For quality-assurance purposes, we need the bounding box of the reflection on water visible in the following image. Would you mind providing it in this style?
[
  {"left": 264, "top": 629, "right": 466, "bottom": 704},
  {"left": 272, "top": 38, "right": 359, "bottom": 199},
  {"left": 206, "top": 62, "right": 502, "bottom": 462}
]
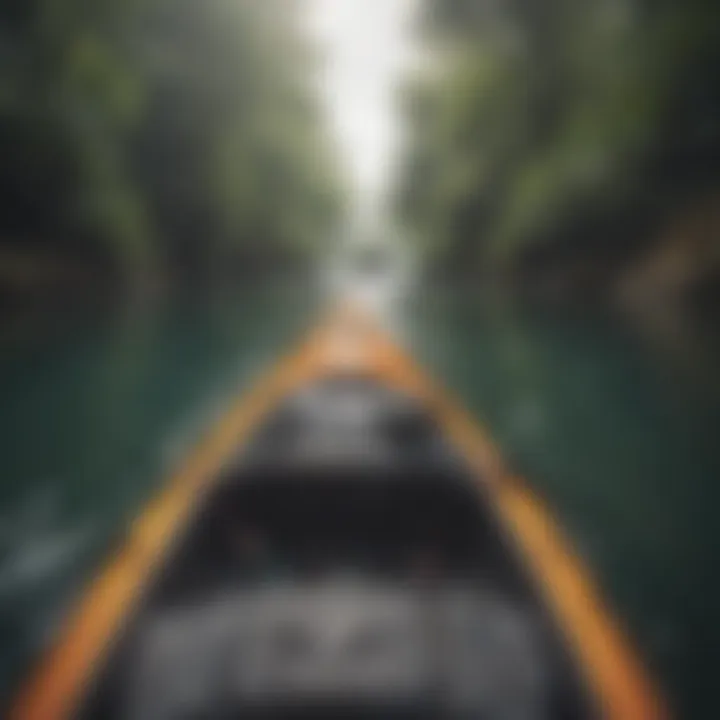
[
  {"left": 0, "top": 286, "right": 318, "bottom": 702},
  {"left": 399, "top": 292, "right": 720, "bottom": 718},
  {"left": 0, "top": 287, "right": 718, "bottom": 716}
]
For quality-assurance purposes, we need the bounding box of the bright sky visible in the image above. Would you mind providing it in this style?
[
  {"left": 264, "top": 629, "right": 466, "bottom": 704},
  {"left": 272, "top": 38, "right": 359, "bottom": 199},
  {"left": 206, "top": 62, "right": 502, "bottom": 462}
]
[{"left": 305, "top": 0, "right": 419, "bottom": 210}]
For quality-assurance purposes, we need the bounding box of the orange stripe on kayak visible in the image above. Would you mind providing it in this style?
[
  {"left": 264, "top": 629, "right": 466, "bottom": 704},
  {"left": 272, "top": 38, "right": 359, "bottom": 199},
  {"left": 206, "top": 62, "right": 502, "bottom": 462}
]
[
  {"left": 345, "top": 312, "right": 666, "bottom": 718},
  {"left": 347, "top": 312, "right": 667, "bottom": 719},
  {"left": 497, "top": 482, "right": 666, "bottom": 718}
]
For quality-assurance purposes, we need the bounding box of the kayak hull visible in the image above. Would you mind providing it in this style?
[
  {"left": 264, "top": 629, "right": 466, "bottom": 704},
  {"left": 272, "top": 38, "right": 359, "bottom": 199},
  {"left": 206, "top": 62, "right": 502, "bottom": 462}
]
[{"left": 11, "top": 306, "right": 666, "bottom": 720}]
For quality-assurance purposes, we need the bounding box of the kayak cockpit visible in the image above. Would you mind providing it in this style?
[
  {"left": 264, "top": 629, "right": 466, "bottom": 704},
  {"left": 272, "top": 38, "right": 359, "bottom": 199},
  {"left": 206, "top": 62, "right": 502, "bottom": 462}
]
[{"left": 77, "top": 378, "right": 595, "bottom": 719}]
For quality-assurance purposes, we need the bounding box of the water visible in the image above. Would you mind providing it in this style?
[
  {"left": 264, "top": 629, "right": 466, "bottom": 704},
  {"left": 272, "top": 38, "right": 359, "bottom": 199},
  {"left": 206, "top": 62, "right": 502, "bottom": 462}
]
[
  {"left": 0, "top": 285, "right": 318, "bottom": 704},
  {"left": 399, "top": 291, "right": 720, "bottom": 718},
  {"left": 0, "top": 286, "right": 718, "bottom": 717}
]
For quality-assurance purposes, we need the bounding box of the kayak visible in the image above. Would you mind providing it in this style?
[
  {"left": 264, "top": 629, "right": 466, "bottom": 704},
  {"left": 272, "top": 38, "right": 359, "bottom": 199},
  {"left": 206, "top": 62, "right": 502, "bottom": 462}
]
[{"left": 11, "top": 304, "right": 666, "bottom": 720}]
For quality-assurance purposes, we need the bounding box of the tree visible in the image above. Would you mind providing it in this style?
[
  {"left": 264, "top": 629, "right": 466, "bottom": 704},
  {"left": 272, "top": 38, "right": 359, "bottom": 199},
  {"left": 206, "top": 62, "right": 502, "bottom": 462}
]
[
  {"left": 397, "top": 0, "right": 720, "bottom": 301},
  {"left": 0, "top": 0, "right": 345, "bottom": 302}
]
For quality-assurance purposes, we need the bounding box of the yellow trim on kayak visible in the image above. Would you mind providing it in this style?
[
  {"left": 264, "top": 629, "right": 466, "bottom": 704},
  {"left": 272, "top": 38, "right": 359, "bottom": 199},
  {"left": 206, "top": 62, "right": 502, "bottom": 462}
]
[{"left": 11, "top": 305, "right": 667, "bottom": 719}]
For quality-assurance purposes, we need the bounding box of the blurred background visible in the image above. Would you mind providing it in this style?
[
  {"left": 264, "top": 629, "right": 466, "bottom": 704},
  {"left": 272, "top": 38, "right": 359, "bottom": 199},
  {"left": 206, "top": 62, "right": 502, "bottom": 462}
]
[{"left": 0, "top": 0, "right": 719, "bottom": 716}]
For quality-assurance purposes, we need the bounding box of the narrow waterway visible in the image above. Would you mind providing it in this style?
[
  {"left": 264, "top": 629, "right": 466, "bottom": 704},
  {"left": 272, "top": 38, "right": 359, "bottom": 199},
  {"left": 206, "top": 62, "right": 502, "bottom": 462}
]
[{"left": 0, "top": 287, "right": 718, "bottom": 716}]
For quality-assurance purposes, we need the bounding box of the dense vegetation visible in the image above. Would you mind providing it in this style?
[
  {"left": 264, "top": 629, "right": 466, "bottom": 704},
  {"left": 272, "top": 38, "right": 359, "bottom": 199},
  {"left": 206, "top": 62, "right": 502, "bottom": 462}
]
[
  {"left": 0, "top": 0, "right": 344, "bottom": 306},
  {"left": 398, "top": 0, "right": 720, "bottom": 309}
]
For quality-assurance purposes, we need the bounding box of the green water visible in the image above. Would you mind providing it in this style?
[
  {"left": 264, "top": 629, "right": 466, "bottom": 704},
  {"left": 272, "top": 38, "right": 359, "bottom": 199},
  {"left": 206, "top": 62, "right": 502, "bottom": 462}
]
[
  {"left": 0, "top": 287, "right": 718, "bottom": 716},
  {"left": 399, "top": 292, "right": 720, "bottom": 718},
  {"left": 0, "top": 286, "right": 319, "bottom": 703}
]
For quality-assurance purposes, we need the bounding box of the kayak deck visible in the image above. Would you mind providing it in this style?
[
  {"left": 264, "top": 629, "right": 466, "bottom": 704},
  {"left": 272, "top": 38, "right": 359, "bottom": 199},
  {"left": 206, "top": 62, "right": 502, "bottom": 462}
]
[
  {"left": 78, "top": 377, "right": 592, "bottom": 719},
  {"left": 11, "top": 306, "right": 666, "bottom": 719}
]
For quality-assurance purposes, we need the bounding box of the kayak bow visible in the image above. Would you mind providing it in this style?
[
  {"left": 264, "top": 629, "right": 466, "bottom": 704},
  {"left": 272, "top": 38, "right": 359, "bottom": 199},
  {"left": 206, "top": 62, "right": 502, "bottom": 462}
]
[{"left": 11, "top": 304, "right": 666, "bottom": 720}]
